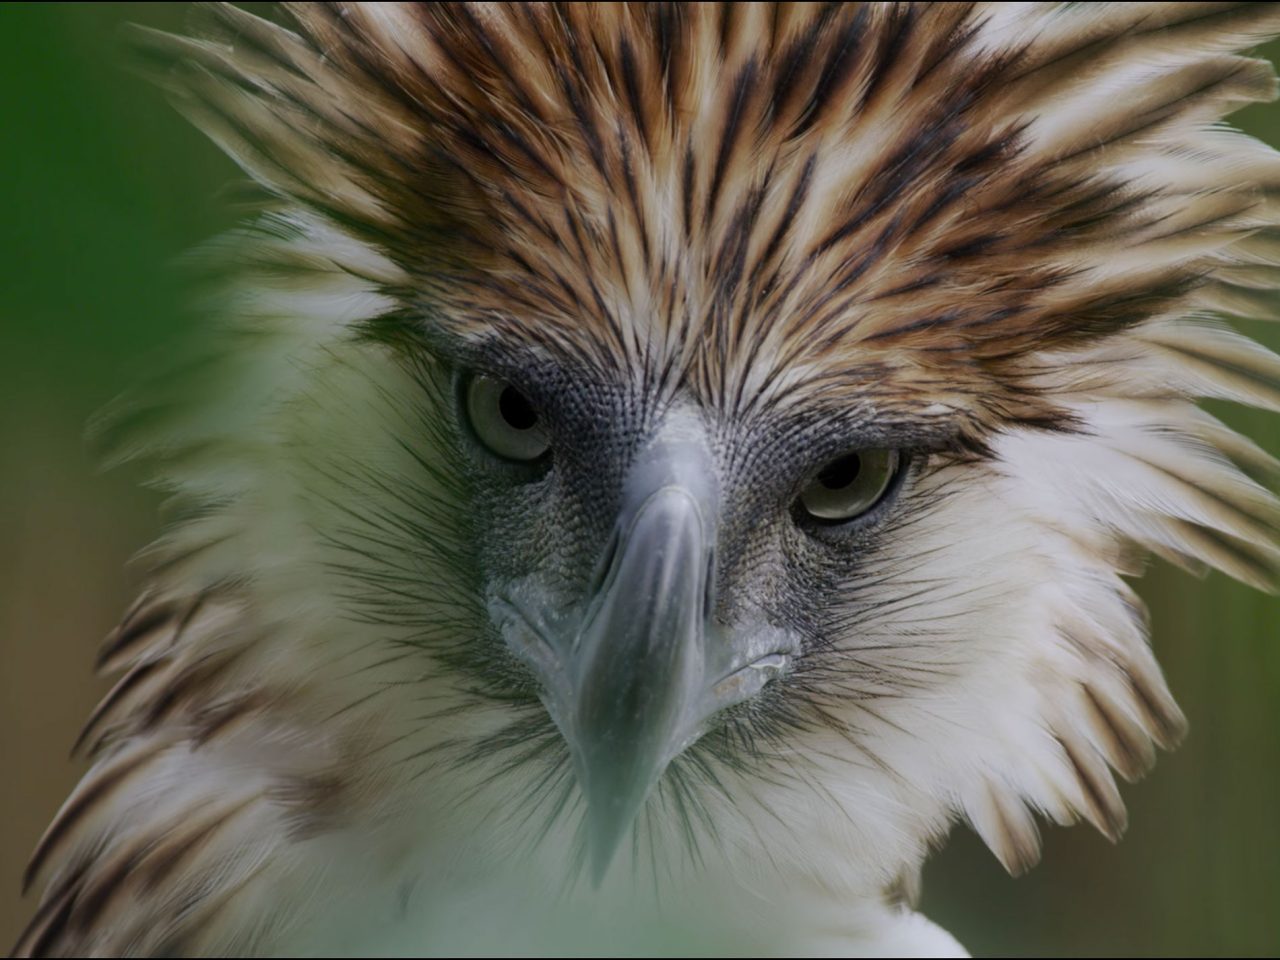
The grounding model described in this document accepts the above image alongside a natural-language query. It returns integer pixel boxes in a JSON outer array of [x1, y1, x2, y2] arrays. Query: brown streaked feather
[[1187, 408, 1280, 488], [12, 862, 87, 959], [1053, 727, 1128, 843], [74, 646, 246, 759], [79, 592, 248, 757], [23, 741, 172, 896], [71, 656, 173, 758], [1078, 683, 1159, 785], [967, 783, 1042, 877], [1162, 514, 1280, 592], [1060, 582, 1190, 754], [13, 798, 262, 958], [1141, 321, 1280, 412], [1118, 664, 1187, 757], [95, 597, 183, 673], [117, 1, 1280, 440]]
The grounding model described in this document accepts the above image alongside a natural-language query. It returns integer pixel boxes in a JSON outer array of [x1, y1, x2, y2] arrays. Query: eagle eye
[[463, 373, 551, 462], [797, 449, 902, 524]]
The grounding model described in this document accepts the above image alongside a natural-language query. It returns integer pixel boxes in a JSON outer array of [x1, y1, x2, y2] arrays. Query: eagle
[[15, 2, 1280, 955]]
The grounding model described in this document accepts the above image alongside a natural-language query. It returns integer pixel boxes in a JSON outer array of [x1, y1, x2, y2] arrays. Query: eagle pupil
[[818, 453, 862, 490], [499, 386, 538, 430]]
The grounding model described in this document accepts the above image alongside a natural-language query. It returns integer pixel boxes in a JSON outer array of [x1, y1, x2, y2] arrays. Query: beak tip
[[588, 849, 613, 889], [585, 802, 627, 888]]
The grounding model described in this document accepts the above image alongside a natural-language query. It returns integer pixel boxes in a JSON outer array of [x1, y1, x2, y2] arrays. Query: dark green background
[[2, 4, 1278, 955]]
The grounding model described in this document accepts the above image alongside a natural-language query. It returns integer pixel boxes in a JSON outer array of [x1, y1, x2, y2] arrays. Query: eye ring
[[461, 373, 552, 463], [795, 448, 904, 526]]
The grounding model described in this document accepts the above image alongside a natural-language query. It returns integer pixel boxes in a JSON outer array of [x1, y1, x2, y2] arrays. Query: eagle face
[[457, 347, 923, 877], [17, 3, 1280, 956]]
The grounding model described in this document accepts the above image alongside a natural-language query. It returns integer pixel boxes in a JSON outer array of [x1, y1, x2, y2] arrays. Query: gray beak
[[571, 422, 718, 882], [496, 411, 797, 883]]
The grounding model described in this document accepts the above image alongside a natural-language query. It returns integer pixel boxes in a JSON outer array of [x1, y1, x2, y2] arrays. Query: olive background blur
[[2, 5, 1278, 955]]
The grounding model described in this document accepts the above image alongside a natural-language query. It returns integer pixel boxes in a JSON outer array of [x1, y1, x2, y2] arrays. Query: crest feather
[[122, 2, 1280, 429]]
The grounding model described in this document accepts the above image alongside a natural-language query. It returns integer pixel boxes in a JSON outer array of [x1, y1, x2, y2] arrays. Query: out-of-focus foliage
[[0, 5, 1276, 955]]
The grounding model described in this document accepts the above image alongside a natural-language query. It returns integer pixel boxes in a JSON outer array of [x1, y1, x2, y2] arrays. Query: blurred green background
[[1, 4, 1278, 955]]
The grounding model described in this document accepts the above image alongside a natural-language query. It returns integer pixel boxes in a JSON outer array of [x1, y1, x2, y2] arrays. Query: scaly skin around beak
[[570, 424, 718, 883]]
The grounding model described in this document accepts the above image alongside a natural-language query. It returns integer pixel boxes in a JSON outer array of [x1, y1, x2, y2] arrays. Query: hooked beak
[[571, 429, 716, 883], [497, 413, 797, 883]]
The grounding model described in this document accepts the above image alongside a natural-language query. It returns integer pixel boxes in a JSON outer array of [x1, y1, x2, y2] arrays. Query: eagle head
[[17, 4, 1280, 955]]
